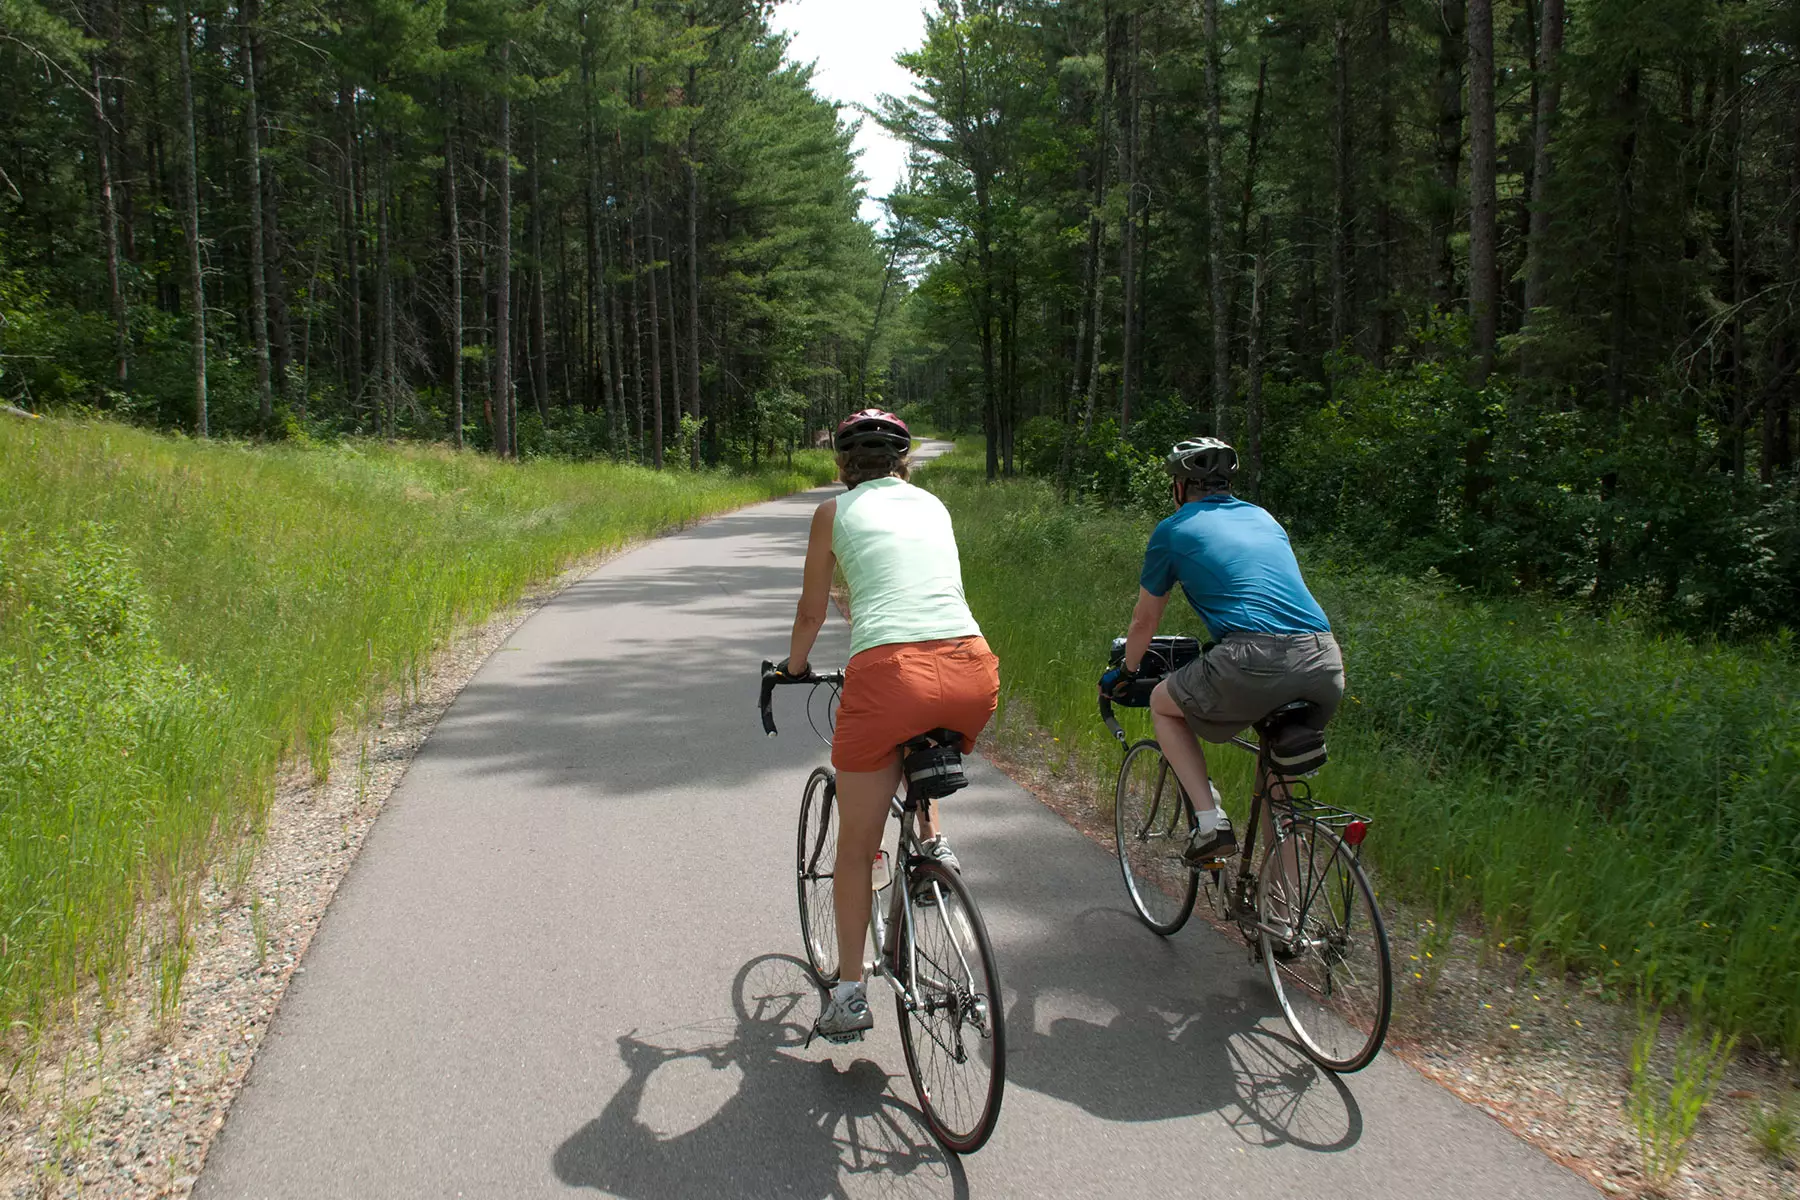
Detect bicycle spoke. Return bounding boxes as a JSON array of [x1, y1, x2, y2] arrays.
[[796, 768, 839, 984], [895, 862, 1005, 1154], [1259, 821, 1392, 1072], [1114, 741, 1199, 934]]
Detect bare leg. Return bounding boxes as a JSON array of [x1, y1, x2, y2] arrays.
[[916, 798, 941, 842], [1150, 680, 1214, 808], [832, 756, 903, 983]]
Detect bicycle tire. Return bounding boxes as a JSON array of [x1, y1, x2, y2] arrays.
[[1258, 819, 1392, 1073], [796, 766, 839, 986], [1114, 739, 1200, 935], [894, 859, 1006, 1154]]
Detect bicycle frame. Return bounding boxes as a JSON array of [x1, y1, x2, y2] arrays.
[[870, 796, 983, 1038], [1102, 690, 1364, 943]]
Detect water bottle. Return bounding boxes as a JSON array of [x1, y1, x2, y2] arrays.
[[871, 850, 891, 892]]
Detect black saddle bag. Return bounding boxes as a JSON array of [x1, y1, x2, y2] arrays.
[[903, 731, 969, 801], [1267, 725, 1329, 776]]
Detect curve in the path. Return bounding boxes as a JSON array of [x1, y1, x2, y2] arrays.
[[198, 445, 1591, 1199]]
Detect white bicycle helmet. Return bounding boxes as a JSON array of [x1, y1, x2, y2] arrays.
[[1164, 437, 1238, 484]]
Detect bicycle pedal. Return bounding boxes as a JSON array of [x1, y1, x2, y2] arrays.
[[806, 1024, 866, 1049]]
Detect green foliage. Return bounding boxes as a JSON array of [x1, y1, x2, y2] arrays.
[[1628, 1011, 1736, 1189], [918, 445, 1800, 1052], [0, 416, 835, 1033], [1748, 1092, 1800, 1164], [1264, 352, 1800, 638]]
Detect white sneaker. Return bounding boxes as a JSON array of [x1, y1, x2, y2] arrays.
[[812, 984, 873, 1043]]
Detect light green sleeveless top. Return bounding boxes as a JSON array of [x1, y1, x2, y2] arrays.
[[833, 477, 982, 658]]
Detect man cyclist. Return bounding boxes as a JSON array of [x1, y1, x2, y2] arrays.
[[1099, 437, 1345, 865]]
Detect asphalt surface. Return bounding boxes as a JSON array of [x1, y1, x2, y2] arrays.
[[198, 444, 1593, 1199]]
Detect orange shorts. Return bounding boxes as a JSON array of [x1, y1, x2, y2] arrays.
[[831, 636, 1000, 772]]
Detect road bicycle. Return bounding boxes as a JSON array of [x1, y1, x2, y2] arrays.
[[1099, 635, 1392, 1073], [759, 662, 1006, 1154]]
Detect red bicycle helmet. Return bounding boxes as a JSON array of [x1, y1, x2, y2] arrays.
[[834, 408, 911, 455]]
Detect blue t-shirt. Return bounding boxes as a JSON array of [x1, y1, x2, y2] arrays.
[[1139, 496, 1331, 637]]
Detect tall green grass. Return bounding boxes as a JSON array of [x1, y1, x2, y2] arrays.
[[0, 418, 835, 1034], [920, 448, 1800, 1052]]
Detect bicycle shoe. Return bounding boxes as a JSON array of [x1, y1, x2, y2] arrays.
[[1182, 819, 1238, 866], [810, 983, 874, 1044], [910, 836, 960, 905]]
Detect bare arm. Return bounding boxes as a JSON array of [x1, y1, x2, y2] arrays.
[[1123, 587, 1171, 673], [786, 500, 836, 674]]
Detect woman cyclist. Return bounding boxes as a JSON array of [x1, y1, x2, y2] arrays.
[[776, 409, 1000, 1042]]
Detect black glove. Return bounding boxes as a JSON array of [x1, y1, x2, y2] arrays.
[[1099, 663, 1140, 700], [775, 657, 809, 679]]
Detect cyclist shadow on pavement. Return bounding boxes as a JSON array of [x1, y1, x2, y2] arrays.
[[553, 955, 969, 1200], [1000, 904, 1362, 1154]]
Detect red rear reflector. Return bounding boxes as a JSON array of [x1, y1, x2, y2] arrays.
[[1344, 820, 1368, 846]]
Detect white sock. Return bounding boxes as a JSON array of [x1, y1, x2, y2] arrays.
[[833, 979, 865, 1003], [1196, 807, 1224, 835]]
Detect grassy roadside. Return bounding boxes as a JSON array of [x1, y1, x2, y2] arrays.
[[918, 444, 1800, 1054], [0, 417, 835, 1037]]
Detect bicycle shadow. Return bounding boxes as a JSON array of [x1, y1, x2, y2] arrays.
[[552, 955, 969, 1200], [997, 899, 1363, 1154]]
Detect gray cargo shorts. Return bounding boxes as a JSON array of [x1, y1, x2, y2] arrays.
[[1162, 631, 1345, 743]]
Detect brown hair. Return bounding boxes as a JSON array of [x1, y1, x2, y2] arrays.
[[839, 448, 910, 489]]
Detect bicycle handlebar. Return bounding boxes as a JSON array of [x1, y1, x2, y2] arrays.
[[1099, 694, 1128, 747], [758, 661, 845, 737]]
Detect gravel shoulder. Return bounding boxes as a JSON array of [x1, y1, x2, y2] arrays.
[[0, 549, 621, 1200]]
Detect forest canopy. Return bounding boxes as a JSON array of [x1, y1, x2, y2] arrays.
[[0, 0, 894, 462], [876, 0, 1800, 638]]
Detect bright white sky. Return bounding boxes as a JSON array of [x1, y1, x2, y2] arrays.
[[769, 0, 929, 226]]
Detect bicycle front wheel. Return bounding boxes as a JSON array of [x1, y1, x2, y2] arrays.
[[1114, 740, 1199, 935], [894, 859, 1006, 1154], [796, 766, 838, 985], [1259, 820, 1392, 1072]]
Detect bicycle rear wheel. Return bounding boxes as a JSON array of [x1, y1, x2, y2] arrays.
[[1114, 740, 1199, 935], [894, 859, 1006, 1154], [1259, 820, 1392, 1072], [796, 767, 838, 985]]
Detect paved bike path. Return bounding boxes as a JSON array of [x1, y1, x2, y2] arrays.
[[199, 446, 1591, 1199]]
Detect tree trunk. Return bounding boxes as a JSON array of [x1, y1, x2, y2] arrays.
[[530, 119, 549, 420], [445, 101, 464, 449], [1522, 0, 1563, 323], [625, 187, 645, 459], [1467, 0, 1498, 379], [1229, 54, 1268, 345], [1329, 17, 1351, 356], [1058, 24, 1113, 500], [644, 184, 664, 469], [242, 0, 272, 421], [252, 9, 290, 399], [376, 128, 395, 435], [1433, 0, 1467, 311], [175, 0, 206, 436], [685, 91, 703, 467], [1245, 218, 1270, 498], [340, 86, 363, 411], [88, 45, 128, 384], [1204, 0, 1231, 437], [1116, 10, 1140, 432], [1373, 2, 1395, 363], [1762, 85, 1799, 481], [496, 41, 514, 458]]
